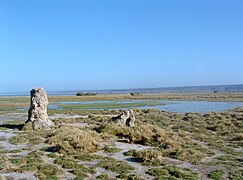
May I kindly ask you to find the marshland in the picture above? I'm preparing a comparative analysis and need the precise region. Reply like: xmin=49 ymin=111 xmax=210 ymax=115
xmin=0 ymin=93 xmax=242 ymax=179
xmin=1 ymin=1 xmax=243 ymax=179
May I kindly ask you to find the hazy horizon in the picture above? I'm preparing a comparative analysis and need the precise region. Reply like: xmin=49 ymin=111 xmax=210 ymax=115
xmin=1 ymin=83 xmax=242 ymax=96
xmin=1 ymin=0 xmax=242 ymax=93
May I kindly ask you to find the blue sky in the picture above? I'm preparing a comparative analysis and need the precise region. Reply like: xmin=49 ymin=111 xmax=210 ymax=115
xmin=0 ymin=0 xmax=242 ymax=93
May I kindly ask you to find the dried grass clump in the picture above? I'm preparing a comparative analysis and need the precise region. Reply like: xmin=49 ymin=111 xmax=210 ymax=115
xmin=36 ymin=164 xmax=63 ymax=179
xmin=166 ymin=147 xmax=204 ymax=163
xmin=204 ymin=112 xmax=242 ymax=135
xmin=124 ymin=149 xmax=163 ymax=165
xmin=127 ymin=124 xmax=181 ymax=147
xmin=21 ymin=121 xmax=34 ymax=131
xmin=95 ymin=123 xmax=129 ymax=137
xmin=49 ymin=126 xmax=102 ymax=153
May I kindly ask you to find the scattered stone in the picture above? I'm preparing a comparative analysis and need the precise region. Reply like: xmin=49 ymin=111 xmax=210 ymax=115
xmin=109 ymin=109 xmax=135 ymax=127
xmin=24 ymin=87 xmax=54 ymax=130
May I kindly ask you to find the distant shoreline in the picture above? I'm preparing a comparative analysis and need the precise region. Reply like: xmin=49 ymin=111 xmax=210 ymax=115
xmin=1 ymin=84 xmax=243 ymax=96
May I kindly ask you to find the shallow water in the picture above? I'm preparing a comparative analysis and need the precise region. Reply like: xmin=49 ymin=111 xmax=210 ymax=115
xmin=142 ymin=100 xmax=243 ymax=113
xmin=59 ymin=100 xmax=143 ymax=105
xmin=18 ymin=99 xmax=243 ymax=113
xmin=56 ymin=100 xmax=243 ymax=113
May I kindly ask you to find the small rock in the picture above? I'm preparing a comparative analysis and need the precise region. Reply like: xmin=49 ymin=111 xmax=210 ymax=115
xmin=109 ymin=109 xmax=135 ymax=127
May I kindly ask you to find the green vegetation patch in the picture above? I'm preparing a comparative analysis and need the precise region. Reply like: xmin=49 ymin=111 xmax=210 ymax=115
xmin=9 ymin=131 xmax=46 ymax=145
xmin=3 ymin=150 xmax=62 ymax=179
xmin=59 ymin=100 xmax=165 ymax=110
xmin=208 ymin=170 xmax=224 ymax=180
xmin=116 ymin=173 xmax=145 ymax=180
xmin=71 ymin=164 xmax=96 ymax=178
xmin=54 ymin=157 xmax=80 ymax=169
xmin=229 ymin=170 xmax=243 ymax=180
xmin=11 ymin=151 xmax=44 ymax=171
xmin=36 ymin=164 xmax=63 ymax=179
xmin=95 ymin=157 xmax=134 ymax=174
xmin=53 ymin=156 xmax=95 ymax=178
xmin=104 ymin=146 xmax=122 ymax=153
xmin=124 ymin=149 xmax=166 ymax=166
xmin=96 ymin=119 xmax=207 ymax=163
xmin=147 ymin=166 xmax=198 ymax=180
xmin=73 ymin=153 xmax=102 ymax=161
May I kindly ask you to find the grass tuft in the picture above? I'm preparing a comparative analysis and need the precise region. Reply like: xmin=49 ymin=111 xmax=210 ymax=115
xmin=49 ymin=126 xmax=102 ymax=153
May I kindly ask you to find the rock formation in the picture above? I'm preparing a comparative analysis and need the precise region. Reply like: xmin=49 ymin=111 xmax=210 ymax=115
xmin=109 ymin=109 xmax=135 ymax=127
xmin=25 ymin=87 xmax=54 ymax=130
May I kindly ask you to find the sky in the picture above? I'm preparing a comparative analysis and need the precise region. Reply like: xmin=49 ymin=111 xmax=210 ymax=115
xmin=0 ymin=0 xmax=242 ymax=93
